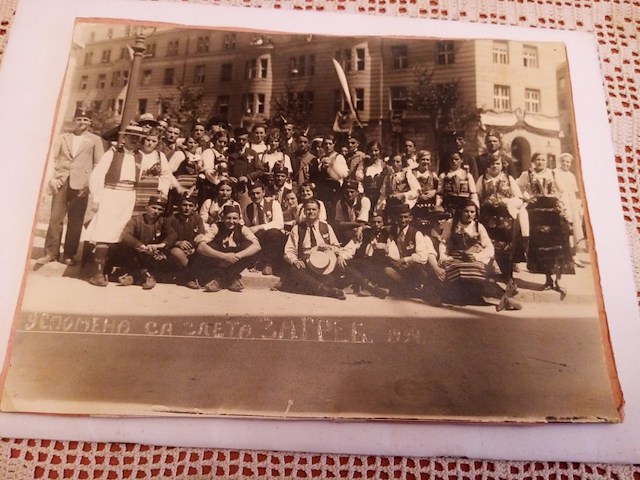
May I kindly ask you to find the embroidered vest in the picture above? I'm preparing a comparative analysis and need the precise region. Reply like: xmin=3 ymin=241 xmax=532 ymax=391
xmin=105 ymin=148 xmax=143 ymax=185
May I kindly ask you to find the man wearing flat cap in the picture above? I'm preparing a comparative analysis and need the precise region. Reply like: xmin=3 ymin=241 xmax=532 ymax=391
xmin=186 ymin=203 xmax=261 ymax=292
xmin=37 ymin=107 xmax=104 ymax=266
xmin=107 ymin=195 xmax=176 ymax=289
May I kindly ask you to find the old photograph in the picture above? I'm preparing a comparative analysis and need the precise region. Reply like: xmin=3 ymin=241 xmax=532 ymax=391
xmin=0 ymin=19 xmax=622 ymax=422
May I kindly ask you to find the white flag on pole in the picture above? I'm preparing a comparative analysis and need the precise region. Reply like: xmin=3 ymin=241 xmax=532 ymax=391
xmin=332 ymin=59 xmax=363 ymax=128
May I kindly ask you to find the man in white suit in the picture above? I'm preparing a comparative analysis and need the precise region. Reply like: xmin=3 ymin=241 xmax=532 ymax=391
xmin=37 ymin=108 xmax=105 ymax=266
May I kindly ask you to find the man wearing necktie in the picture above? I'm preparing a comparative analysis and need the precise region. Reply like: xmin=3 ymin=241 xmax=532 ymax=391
xmin=383 ymin=202 xmax=445 ymax=305
xmin=244 ymin=180 xmax=287 ymax=276
xmin=283 ymin=198 xmax=349 ymax=300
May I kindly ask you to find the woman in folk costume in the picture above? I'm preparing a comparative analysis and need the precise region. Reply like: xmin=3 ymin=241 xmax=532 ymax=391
xmin=198 ymin=131 xmax=230 ymax=206
xmin=517 ymin=152 xmax=573 ymax=299
xmin=438 ymin=200 xmax=495 ymax=306
xmin=438 ymin=152 xmax=479 ymax=217
xmin=476 ymin=156 xmax=524 ymax=295
xmin=260 ymin=130 xmax=293 ymax=175
xmin=133 ymin=128 xmax=173 ymax=214
xmin=376 ymin=153 xmax=420 ymax=214
xmin=85 ymin=125 xmax=147 ymax=286
xmin=166 ymin=135 xmax=203 ymax=211
xmin=295 ymin=182 xmax=328 ymax=223
xmin=359 ymin=141 xmax=387 ymax=213
xmin=199 ymin=178 xmax=243 ymax=227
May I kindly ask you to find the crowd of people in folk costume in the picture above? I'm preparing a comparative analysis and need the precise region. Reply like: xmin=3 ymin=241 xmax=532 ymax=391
xmin=37 ymin=108 xmax=586 ymax=311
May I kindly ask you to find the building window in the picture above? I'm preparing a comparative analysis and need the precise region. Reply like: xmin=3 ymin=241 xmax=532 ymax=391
xmin=257 ymin=93 xmax=266 ymax=114
xmin=111 ymin=71 xmax=120 ymax=87
xmin=308 ymin=54 xmax=316 ymax=76
xmin=163 ymin=68 xmax=175 ymax=85
xmin=101 ymin=49 xmax=111 ymax=63
xmin=217 ymin=95 xmax=230 ymax=116
xmin=391 ymin=45 xmax=408 ymax=69
xmin=336 ymin=49 xmax=351 ymax=71
xmin=122 ymin=70 xmax=129 ymax=86
xmin=356 ymin=48 xmax=366 ymax=71
xmin=194 ymin=65 xmax=206 ymax=84
xmin=224 ymin=33 xmax=236 ymax=50
xmin=525 ymin=88 xmax=541 ymax=113
xmin=289 ymin=56 xmax=305 ymax=77
xmin=83 ymin=51 xmax=93 ymax=66
xmin=303 ymin=91 xmax=314 ymax=112
xmin=523 ymin=45 xmax=539 ymax=68
xmin=260 ymin=58 xmax=269 ymax=79
xmin=242 ymin=94 xmax=254 ymax=115
xmin=119 ymin=46 xmax=128 ymax=60
xmin=354 ymin=88 xmax=365 ymax=111
xmin=146 ymin=43 xmax=156 ymax=57
xmin=107 ymin=28 xmax=113 ymax=39
xmin=92 ymin=100 xmax=102 ymax=112
xmin=97 ymin=74 xmax=106 ymax=89
xmin=80 ymin=75 xmax=88 ymax=90
xmin=138 ymin=98 xmax=148 ymax=114
xmin=493 ymin=85 xmax=511 ymax=111
xmin=492 ymin=41 xmax=509 ymax=64
xmin=436 ymin=41 xmax=455 ymax=65
xmin=117 ymin=99 xmax=124 ymax=114
xmin=246 ymin=59 xmax=257 ymax=79
xmin=141 ymin=69 xmax=152 ymax=86
xmin=196 ymin=36 xmax=210 ymax=53
xmin=221 ymin=63 xmax=233 ymax=82
xmin=166 ymin=40 xmax=179 ymax=56
xmin=390 ymin=86 xmax=407 ymax=111
xmin=107 ymin=98 xmax=116 ymax=111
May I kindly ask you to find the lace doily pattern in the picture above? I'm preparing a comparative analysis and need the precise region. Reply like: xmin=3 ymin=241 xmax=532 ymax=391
xmin=0 ymin=0 xmax=639 ymax=476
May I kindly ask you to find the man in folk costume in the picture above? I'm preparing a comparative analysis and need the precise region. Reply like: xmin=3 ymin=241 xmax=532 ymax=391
xmin=244 ymin=180 xmax=287 ymax=276
xmin=107 ymin=195 xmax=176 ymax=290
xmin=85 ymin=125 xmax=147 ymax=286
xmin=383 ymin=201 xmax=445 ymax=305
xmin=186 ymin=204 xmax=261 ymax=292
xmin=37 ymin=107 xmax=105 ymax=266
xmin=283 ymin=198 xmax=349 ymax=300
xmin=166 ymin=193 xmax=206 ymax=284
xmin=333 ymin=179 xmax=371 ymax=245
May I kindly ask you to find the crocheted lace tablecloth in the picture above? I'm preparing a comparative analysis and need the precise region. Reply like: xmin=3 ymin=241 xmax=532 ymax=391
xmin=0 ymin=0 xmax=638 ymax=477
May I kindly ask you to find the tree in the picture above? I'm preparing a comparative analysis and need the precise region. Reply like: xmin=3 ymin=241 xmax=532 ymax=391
xmin=271 ymin=86 xmax=311 ymax=132
xmin=406 ymin=66 xmax=483 ymax=166
xmin=157 ymin=85 xmax=207 ymax=133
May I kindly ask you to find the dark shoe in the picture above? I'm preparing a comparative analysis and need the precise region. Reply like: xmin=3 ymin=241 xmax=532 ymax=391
xmin=117 ymin=274 xmax=134 ymax=286
xmin=505 ymin=279 xmax=518 ymax=297
xmin=141 ymin=271 xmax=156 ymax=290
xmin=328 ymin=288 xmax=346 ymax=300
xmin=262 ymin=265 xmax=273 ymax=276
xmin=89 ymin=274 xmax=108 ymax=287
xmin=372 ymin=286 xmax=390 ymax=299
xmin=204 ymin=279 xmax=223 ymax=292
xmin=555 ymin=282 xmax=567 ymax=301
xmin=36 ymin=254 xmax=57 ymax=265
xmin=227 ymin=278 xmax=244 ymax=292
xmin=185 ymin=279 xmax=201 ymax=290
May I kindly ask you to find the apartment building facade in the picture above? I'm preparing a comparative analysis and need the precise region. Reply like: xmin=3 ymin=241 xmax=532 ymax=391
xmin=65 ymin=24 xmax=572 ymax=174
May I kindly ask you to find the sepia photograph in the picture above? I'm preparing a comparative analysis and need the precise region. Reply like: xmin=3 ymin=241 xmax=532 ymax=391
xmin=0 ymin=17 xmax=622 ymax=423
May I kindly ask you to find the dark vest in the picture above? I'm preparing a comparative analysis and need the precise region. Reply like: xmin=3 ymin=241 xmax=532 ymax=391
xmin=246 ymin=199 xmax=275 ymax=227
xmin=210 ymin=223 xmax=249 ymax=253
xmin=393 ymin=225 xmax=418 ymax=257
xmin=105 ymin=148 xmax=143 ymax=186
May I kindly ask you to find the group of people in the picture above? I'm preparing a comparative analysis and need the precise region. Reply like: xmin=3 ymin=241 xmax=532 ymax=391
xmin=37 ymin=108 xmax=586 ymax=310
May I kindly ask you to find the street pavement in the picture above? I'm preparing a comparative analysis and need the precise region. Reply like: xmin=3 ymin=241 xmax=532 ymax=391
xmin=0 ymin=222 xmax=619 ymax=424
